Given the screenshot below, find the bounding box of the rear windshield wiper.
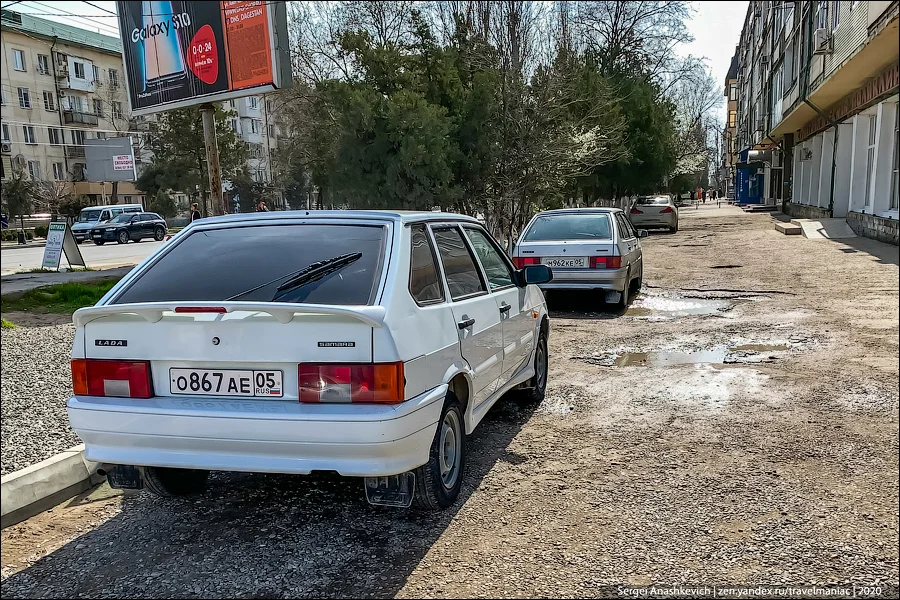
[225,252,362,302]
[272,252,363,301]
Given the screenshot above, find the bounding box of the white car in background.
[512,208,647,307]
[68,211,552,510]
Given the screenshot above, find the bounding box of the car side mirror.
[638,229,650,238]
[521,264,553,286]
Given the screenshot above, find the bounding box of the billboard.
[116,1,291,115]
[84,137,136,182]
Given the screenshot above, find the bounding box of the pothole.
[626,296,739,319]
[576,342,796,368]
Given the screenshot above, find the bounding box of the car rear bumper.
[629,214,677,228]
[539,266,629,291]
[68,384,447,477]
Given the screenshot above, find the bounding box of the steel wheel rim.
[118,231,127,243]
[536,339,547,391]
[439,410,461,489]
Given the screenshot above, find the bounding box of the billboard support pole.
[200,103,225,216]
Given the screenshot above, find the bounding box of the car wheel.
[669,222,678,233]
[520,326,548,403]
[618,270,631,309]
[93,240,105,246]
[117,230,129,244]
[631,273,643,297]
[414,393,465,510]
[154,227,166,241]
[140,466,208,497]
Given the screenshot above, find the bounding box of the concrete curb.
[0,444,103,529]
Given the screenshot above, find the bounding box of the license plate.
[542,257,587,268]
[169,368,283,397]
[93,232,102,237]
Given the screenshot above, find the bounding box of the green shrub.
[34,224,48,238]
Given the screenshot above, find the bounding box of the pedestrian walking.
[190,203,202,222]
[256,200,270,212]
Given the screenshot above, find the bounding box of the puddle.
[626,296,736,319]
[613,349,727,366]
[732,344,790,352]
[578,343,793,368]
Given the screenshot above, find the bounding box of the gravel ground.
[1,205,898,598]
[0,322,79,475]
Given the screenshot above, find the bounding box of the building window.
[816,1,828,30]
[38,54,50,75]
[248,96,258,109]
[891,103,899,211]
[250,119,262,134]
[23,126,37,145]
[729,83,738,101]
[43,90,56,111]
[27,161,41,180]
[48,128,63,145]
[268,124,275,138]
[266,100,274,112]
[71,129,85,146]
[53,162,65,181]
[0,123,9,142]
[831,0,841,29]
[728,111,737,128]
[108,69,119,86]
[17,87,31,109]
[92,64,100,82]
[230,118,239,133]
[97,131,107,140]
[93,98,104,117]
[73,61,85,79]
[112,101,123,119]
[864,115,877,209]
[12,49,26,71]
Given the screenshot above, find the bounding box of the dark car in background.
[91,212,168,245]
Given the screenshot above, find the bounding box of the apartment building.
[732,1,899,244]
[1,9,148,206]
[722,51,741,198]
[224,94,285,210]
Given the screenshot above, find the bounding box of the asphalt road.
[0,240,163,275]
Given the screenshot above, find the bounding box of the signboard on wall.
[116,1,291,115]
[84,137,137,182]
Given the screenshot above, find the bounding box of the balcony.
[63,110,99,126]
[65,146,86,158]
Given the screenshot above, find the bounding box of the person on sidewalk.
[190,203,202,222]
[256,201,270,212]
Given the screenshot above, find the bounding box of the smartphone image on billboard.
[140,0,186,91]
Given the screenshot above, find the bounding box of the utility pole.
[200,103,225,216]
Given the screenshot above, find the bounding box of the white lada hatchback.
[68,211,552,509]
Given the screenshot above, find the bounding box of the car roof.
[533,207,624,216]
[83,204,143,210]
[193,210,482,226]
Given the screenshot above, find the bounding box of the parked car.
[90,212,168,245]
[628,195,679,233]
[512,208,646,307]
[72,204,144,242]
[68,211,552,509]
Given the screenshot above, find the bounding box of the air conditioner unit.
[760,54,770,65]
[799,148,813,161]
[13,154,26,167]
[813,28,833,54]
[0,142,11,154]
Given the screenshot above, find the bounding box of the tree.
[36,180,74,216]
[58,194,90,219]
[148,189,178,219]
[1,167,36,231]
[136,106,247,216]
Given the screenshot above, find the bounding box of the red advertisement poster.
[222,1,273,90]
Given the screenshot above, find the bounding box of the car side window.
[100,210,110,221]
[616,214,634,239]
[408,225,444,305]
[432,227,487,300]
[463,227,514,289]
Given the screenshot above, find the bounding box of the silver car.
[628,195,678,232]
[512,208,646,307]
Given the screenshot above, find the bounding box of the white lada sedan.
[68,211,552,510]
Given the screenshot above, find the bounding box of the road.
[0,240,164,275]
[1,204,898,598]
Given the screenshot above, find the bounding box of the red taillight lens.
[590,256,622,269]
[174,306,227,314]
[71,359,153,398]
[630,207,643,214]
[512,257,542,269]
[660,206,675,214]
[298,363,405,404]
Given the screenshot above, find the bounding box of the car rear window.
[522,214,612,241]
[636,196,670,205]
[113,224,387,305]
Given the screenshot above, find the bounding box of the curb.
[0,444,104,529]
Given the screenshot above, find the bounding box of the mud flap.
[106,465,144,490]
[605,289,624,304]
[364,472,415,508]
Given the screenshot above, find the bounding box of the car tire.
[117,230,129,244]
[618,270,631,309]
[154,227,166,241]
[414,394,465,510]
[140,466,208,498]
[669,222,678,233]
[93,240,105,246]
[520,326,548,403]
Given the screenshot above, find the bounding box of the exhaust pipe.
[95,463,115,477]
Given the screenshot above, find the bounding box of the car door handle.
[457,318,475,330]
[499,303,511,314]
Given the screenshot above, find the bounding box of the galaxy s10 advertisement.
[117,1,278,114]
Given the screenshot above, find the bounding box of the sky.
[3,0,750,118]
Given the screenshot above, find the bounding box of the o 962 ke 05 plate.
[169,369,283,397]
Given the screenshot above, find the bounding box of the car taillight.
[590,256,622,269]
[660,207,675,213]
[298,363,405,404]
[174,306,227,314]
[513,257,542,269]
[71,359,153,398]
[630,207,643,214]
